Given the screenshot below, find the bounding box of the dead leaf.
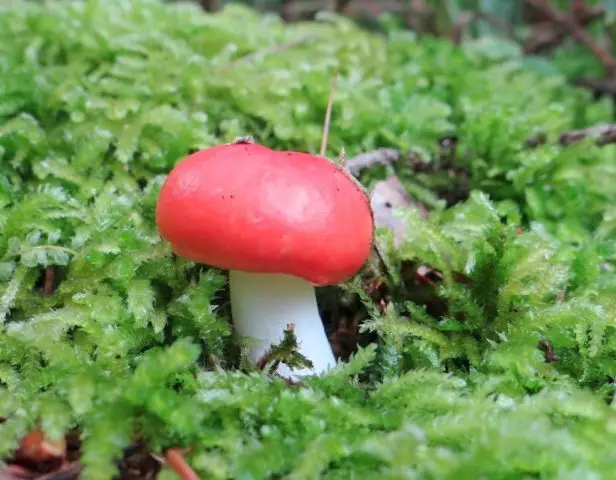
[370,175,426,247]
[15,429,66,463]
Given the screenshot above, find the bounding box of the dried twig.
[319,71,338,157]
[527,124,616,148]
[164,449,199,480]
[539,339,560,363]
[350,122,616,176]
[559,124,616,146]
[42,266,55,296]
[523,5,604,54]
[525,0,616,74]
[346,148,401,176]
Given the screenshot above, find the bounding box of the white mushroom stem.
[229,270,336,378]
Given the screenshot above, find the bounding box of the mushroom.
[155,139,374,378]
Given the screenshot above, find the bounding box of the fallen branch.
[346,142,466,177]
[560,124,616,146]
[539,339,560,363]
[523,4,604,54]
[525,0,616,74]
[350,122,616,177]
[42,266,55,296]
[528,123,616,147]
[346,148,401,176]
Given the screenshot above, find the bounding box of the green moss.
[2,0,616,478]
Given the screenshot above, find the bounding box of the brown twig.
[527,123,616,148]
[559,124,616,146]
[42,266,55,296]
[346,148,401,176]
[523,5,604,54]
[539,339,560,363]
[350,122,616,176]
[220,36,315,72]
[320,71,338,157]
[164,449,199,480]
[525,0,616,74]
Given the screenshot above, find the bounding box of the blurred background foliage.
[187,0,615,33]
[177,0,616,88]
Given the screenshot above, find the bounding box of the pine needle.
[164,448,199,480]
[320,70,338,157]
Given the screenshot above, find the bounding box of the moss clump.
[2,1,616,478]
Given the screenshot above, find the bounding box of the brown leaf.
[15,430,66,464]
[370,175,426,247]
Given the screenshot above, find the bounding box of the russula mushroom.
[155,139,374,377]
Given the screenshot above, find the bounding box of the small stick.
[523,3,604,54]
[320,71,339,157]
[346,148,401,176]
[527,123,616,148]
[42,266,56,296]
[164,449,199,480]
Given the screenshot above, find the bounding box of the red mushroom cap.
[155,142,374,286]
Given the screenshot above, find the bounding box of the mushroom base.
[229,270,336,378]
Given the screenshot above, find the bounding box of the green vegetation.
[2,0,616,478]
